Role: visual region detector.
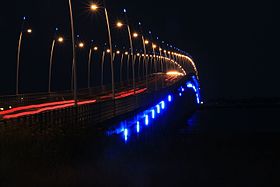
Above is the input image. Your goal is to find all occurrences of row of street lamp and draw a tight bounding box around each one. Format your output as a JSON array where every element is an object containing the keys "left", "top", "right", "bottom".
[{"left": 16, "top": 1, "right": 194, "bottom": 106}]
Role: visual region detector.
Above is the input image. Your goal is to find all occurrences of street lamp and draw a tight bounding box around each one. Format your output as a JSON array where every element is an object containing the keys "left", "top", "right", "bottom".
[
  {"left": 88, "top": 44, "right": 98, "bottom": 89},
  {"left": 133, "top": 32, "right": 139, "bottom": 38},
  {"left": 48, "top": 35, "right": 64, "bottom": 93},
  {"left": 152, "top": 44, "right": 157, "bottom": 73},
  {"left": 68, "top": 0, "right": 78, "bottom": 105},
  {"left": 78, "top": 42, "right": 85, "bottom": 48},
  {"left": 119, "top": 51, "right": 125, "bottom": 82},
  {"left": 116, "top": 11, "right": 136, "bottom": 95},
  {"left": 90, "top": 3, "right": 115, "bottom": 99},
  {"left": 16, "top": 17, "right": 32, "bottom": 95}
]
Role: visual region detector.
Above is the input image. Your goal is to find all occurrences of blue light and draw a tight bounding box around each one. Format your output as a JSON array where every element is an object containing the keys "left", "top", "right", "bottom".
[
  {"left": 179, "top": 93, "right": 182, "bottom": 97},
  {"left": 181, "top": 87, "right": 185, "bottom": 92},
  {"left": 145, "top": 115, "right": 149, "bottom": 126},
  {"left": 136, "top": 121, "right": 140, "bottom": 133},
  {"left": 124, "top": 128, "right": 128, "bottom": 141},
  {"left": 187, "top": 83, "right": 193, "bottom": 88},
  {"left": 168, "top": 95, "right": 172, "bottom": 102},
  {"left": 156, "top": 105, "right": 161, "bottom": 114},
  {"left": 151, "top": 109, "right": 155, "bottom": 119},
  {"left": 161, "top": 101, "right": 165, "bottom": 109}
]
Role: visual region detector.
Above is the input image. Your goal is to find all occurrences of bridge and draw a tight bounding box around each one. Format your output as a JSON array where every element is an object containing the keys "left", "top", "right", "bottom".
[{"left": 0, "top": 2, "right": 202, "bottom": 139}]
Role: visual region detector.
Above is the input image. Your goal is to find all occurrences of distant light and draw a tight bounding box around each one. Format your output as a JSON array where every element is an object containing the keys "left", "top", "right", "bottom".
[
  {"left": 136, "top": 121, "right": 140, "bottom": 133},
  {"left": 201, "top": 101, "right": 204, "bottom": 105},
  {"left": 0, "top": 108, "right": 4, "bottom": 111},
  {"left": 124, "top": 128, "right": 128, "bottom": 141},
  {"left": 57, "top": 37, "right": 64, "bottom": 43},
  {"left": 116, "top": 21, "right": 124, "bottom": 28},
  {"left": 144, "top": 40, "right": 149, "bottom": 45},
  {"left": 168, "top": 95, "right": 172, "bottom": 102},
  {"left": 145, "top": 115, "right": 149, "bottom": 125},
  {"left": 137, "top": 53, "right": 140, "bottom": 56},
  {"left": 116, "top": 50, "right": 120, "bottom": 54},
  {"left": 133, "top": 32, "right": 139, "bottom": 38},
  {"left": 123, "top": 9, "right": 127, "bottom": 13},
  {"left": 27, "top": 29, "right": 32, "bottom": 34},
  {"left": 151, "top": 109, "right": 155, "bottom": 119},
  {"left": 152, "top": 44, "right": 157, "bottom": 49},
  {"left": 106, "top": 49, "right": 110, "bottom": 53},
  {"left": 55, "top": 28, "right": 59, "bottom": 31},
  {"left": 181, "top": 87, "right": 185, "bottom": 92},
  {"left": 78, "top": 42, "right": 85, "bottom": 48},
  {"left": 166, "top": 71, "right": 183, "bottom": 76},
  {"left": 9, "top": 106, "right": 12, "bottom": 109},
  {"left": 90, "top": 4, "right": 98, "bottom": 11},
  {"left": 23, "top": 16, "right": 26, "bottom": 20},
  {"left": 93, "top": 46, "right": 98, "bottom": 51},
  {"left": 125, "top": 51, "right": 129, "bottom": 55},
  {"left": 179, "top": 93, "right": 182, "bottom": 97},
  {"left": 138, "top": 22, "right": 141, "bottom": 25}
]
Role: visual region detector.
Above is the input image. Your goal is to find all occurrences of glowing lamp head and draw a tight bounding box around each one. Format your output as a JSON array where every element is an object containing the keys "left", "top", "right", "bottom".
[
  {"left": 106, "top": 49, "right": 110, "bottom": 53},
  {"left": 78, "top": 42, "right": 84, "bottom": 48},
  {"left": 93, "top": 46, "right": 98, "bottom": 51},
  {"left": 116, "top": 21, "right": 124, "bottom": 28},
  {"left": 137, "top": 53, "right": 140, "bottom": 56},
  {"left": 57, "top": 37, "right": 64, "bottom": 43},
  {"left": 133, "top": 32, "right": 138, "bottom": 38},
  {"left": 152, "top": 44, "right": 157, "bottom": 49},
  {"left": 27, "top": 29, "right": 32, "bottom": 34},
  {"left": 125, "top": 51, "right": 129, "bottom": 55},
  {"left": 144, "top": 40, "right": 149, "bottom": 45},
  {"left": 90, "top": 4, "right": 98, "bottom": 11},
  {"left": 116, "top": 50, "right": 120, "bottom": 54}
]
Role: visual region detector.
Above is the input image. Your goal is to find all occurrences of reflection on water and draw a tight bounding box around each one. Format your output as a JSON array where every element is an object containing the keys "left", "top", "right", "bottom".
[{"left": 106, "top": 95, "right": 173, "bottom": 143}]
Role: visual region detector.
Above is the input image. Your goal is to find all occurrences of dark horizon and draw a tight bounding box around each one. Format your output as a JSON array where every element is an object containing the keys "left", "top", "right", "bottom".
[{"left": 0, "top": 0, "right": 278, "bottom": 101}]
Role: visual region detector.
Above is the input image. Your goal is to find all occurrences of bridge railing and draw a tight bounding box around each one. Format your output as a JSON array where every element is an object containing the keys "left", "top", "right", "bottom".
[{"left": 0, "top": 74, "right": 180, "bottom": 110}]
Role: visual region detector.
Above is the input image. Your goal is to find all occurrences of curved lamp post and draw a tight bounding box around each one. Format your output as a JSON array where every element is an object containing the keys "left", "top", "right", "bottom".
[
  {"left": 68, "top": 0, "right": 78, "bottom": 105},
  {"left": 16, "top": 17, "right": 32, "bottom": 95},
  {"left": 116, "top": 9, "right": 136, "bottom": 95},
  {"left": 48, "top": 36, "right": 64, "bottom": 93},
  {"left": 88, "top": 45, "right": 98, "bottom": 89},
  {"left": 90, "top": 3, "right": 115, "bottom": 99}
]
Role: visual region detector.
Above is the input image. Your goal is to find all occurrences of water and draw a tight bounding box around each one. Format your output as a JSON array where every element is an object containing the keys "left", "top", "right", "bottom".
[{"left": 1, "top": 105, "right": 280, "bottom": 186}]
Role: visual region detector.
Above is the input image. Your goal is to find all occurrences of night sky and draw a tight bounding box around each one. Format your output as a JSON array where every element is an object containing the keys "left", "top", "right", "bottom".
[{"left": 0, "top": 0, "right": 278, "bottom": 101}]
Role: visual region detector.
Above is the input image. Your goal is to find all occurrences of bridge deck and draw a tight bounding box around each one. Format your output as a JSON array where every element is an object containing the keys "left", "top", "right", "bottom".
[{"left": 0, "top": 74, "right": 182, "bottom": 122}]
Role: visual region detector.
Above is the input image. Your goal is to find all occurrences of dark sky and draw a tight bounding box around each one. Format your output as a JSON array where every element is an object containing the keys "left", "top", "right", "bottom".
[{"left": 0, "top": 0, "right": 278, "bottom": 101}]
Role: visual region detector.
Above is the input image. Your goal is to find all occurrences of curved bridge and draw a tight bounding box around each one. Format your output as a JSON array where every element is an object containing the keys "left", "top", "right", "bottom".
[
  {"left": 0, "top": 2, "right": 202, "bottom": 137},
  {"left": 0, "top": 53, "right": 201, "bottom": 136}
]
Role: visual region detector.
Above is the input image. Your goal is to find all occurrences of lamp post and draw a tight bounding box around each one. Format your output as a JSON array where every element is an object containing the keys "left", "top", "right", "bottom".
[
  {"left": 116, "top": 9, "right": 136, "bottom": 95},
  {"left": 16, "top": 17, "right": 32, "bottom": 95},
  {"left": 101, "top": 50, "right": 105, "bottom": 86},
  {"left": 152, "top": 44, "right": 157, "bottom": 73},
  {"left": 48, "top": 36, "right": 64, "bottom": 93},
  {"left": 90, "top": 3, "right": 115, "bottom": 99},
  {"left": 68, "top": 0, "right": 78, "bottom": 106},
  {"left": 87, "top": 45, "right": 98, "bottom": 89},
  {"left": 119, "top": 52, "right": 124, "bottom": 82}
]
